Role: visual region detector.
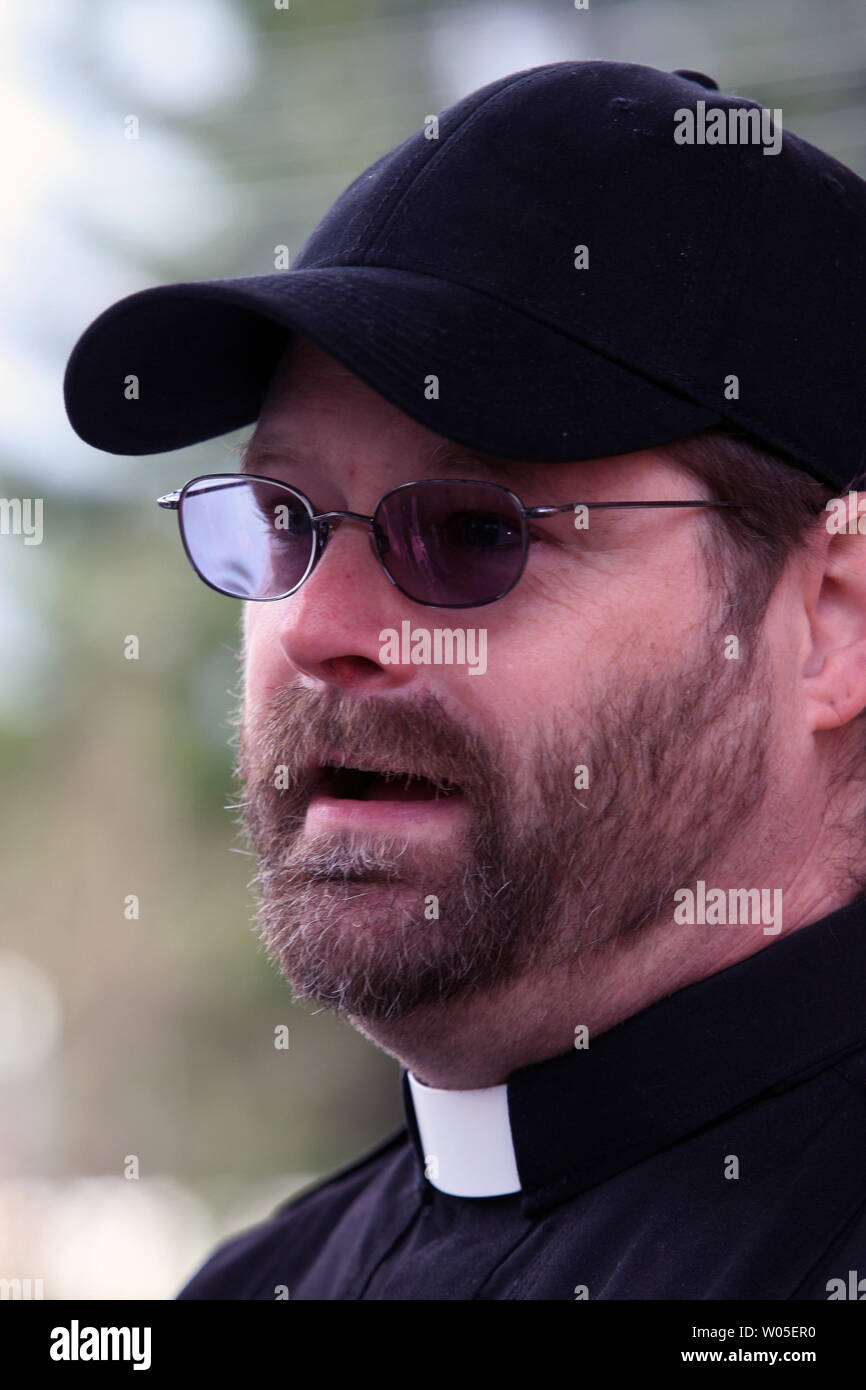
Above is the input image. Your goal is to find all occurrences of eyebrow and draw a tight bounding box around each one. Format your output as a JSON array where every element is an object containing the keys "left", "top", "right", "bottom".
[{"left": 237, "top": 435, "right": 537, "bottom": 485}]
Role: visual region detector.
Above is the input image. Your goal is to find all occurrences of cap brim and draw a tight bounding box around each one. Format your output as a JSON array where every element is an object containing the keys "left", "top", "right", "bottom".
[{"left": 63, "top": 265, "right": 720, "bottom": 459}]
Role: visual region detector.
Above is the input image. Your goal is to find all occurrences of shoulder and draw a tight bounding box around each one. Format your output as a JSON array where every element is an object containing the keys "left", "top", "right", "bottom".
[{"left": 175, "top": 1127, "right": 411, "bottom": 1300}]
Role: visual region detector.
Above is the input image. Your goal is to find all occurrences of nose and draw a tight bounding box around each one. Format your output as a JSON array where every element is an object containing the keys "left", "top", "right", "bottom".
[{"left": 273, "top": 517, "right": 415, "bottom": 693}]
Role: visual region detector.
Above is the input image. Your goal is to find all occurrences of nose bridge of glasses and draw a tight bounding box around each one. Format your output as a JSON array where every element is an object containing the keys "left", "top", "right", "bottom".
[
  {"left": 312, "top": 508, "right": 371, "bottom": 543},
  {"left": 307, "top": 510, "right": 394, "bottom": 581},
  {"left": 314, "top": 508, "right": 373, "bottom": 529}
]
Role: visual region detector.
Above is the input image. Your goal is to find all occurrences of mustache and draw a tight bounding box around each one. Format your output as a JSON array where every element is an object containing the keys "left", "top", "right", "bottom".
[{"left": 236, "top": 684, "right": 499, "bottom": 812}]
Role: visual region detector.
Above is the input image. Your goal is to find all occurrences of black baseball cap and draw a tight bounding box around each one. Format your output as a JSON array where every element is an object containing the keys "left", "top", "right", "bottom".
[{"left": 63, "top": 60, "right": 866, "bottom": 491}]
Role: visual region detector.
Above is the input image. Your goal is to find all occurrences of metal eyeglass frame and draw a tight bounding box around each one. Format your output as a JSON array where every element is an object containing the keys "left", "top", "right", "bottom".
[{"left": 156, "top": 473, "right": 746, "bottom": 610}]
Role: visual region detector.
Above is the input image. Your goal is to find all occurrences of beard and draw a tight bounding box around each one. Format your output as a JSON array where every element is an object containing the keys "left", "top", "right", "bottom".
[{"left": 236, "top": 610, "right": 772, "bottom": 1026}]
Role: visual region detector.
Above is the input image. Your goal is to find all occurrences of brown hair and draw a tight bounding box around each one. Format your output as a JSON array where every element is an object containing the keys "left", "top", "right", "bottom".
[
  {"left": 659, "top": 428, "right": 866, "bottom": 881},
  {"left": 658, "top": 426, "right": 846, "bottom": 637}
]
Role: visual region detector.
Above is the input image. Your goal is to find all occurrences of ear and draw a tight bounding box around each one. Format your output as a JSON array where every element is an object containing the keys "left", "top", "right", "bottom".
[{"left": 803, "top": 493, "right": 866, "bottom": 732}]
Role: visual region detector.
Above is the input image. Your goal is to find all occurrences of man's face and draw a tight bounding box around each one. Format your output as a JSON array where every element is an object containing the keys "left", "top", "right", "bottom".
[{"left": 238, "top": 335, "right": 773, "bottom": 1029}]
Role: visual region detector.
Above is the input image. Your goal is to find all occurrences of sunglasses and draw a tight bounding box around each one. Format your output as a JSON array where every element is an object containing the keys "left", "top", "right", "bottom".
[{"left": 156, "top": 474, "right": 744, "bottom": 610}]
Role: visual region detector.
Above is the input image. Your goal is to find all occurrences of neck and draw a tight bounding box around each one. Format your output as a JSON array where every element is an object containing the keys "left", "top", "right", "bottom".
[{"left": 350, "top": 870, "right": 845, "bottom": 1089}]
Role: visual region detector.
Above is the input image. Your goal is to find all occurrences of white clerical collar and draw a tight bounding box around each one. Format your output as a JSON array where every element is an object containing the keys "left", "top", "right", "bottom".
[{"left": 406, "top": 1070, "right": 521, "bottom": 1197}]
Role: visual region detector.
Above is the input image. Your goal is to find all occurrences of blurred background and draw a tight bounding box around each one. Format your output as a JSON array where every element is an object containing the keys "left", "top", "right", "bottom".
[{"left": 1, "top": 0, "right": 864, "bottom": 1300}]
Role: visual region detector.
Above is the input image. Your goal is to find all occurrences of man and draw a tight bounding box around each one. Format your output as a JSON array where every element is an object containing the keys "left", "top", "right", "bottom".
[{"left": 63, "top": 61, "right": 866, "bottom": 1299}]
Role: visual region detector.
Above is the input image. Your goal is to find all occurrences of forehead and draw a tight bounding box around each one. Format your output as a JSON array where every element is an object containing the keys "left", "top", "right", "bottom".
[
  {"left": 240, "top": 432, "right": 543, "bottom": 490},
  {"left": 242, "top": 334, "right": 682, "bottom": 497},
  {"left": 243, "top": 337, "right": 540, "bottom": 487}
]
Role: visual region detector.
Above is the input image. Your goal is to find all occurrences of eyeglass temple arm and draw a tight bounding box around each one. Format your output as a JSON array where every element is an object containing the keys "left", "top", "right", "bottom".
[
  {"left": 157, "top": 481, "right": 255, "bottom": 507},
  {"left": 156, "top": 489, "right": 747, "bottom": 514},
  {"left": 525, "top": 501, "right": 746, "bottom": 517}
]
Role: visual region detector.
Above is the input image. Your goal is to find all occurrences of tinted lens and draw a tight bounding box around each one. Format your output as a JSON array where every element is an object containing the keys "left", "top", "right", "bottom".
[
  {"left": 374, "top": 480, "right": 527, "bottom": 606},
  {"left": 179, "top": 476, "right": 315, "bottom": 599}
]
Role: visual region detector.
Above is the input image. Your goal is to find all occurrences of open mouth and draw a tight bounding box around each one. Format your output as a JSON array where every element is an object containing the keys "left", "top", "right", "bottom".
[{"left": 315, "top": 765, "right": 460, "bottom": 803}]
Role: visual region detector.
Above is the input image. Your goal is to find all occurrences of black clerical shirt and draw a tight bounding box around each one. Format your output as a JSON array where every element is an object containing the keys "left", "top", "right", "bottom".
[{"left": 176, "top": 896, "right": 866, "bottom": 1300}]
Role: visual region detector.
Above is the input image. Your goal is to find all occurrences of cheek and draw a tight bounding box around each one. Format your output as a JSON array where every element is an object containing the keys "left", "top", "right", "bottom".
[
  {"left": 476, "top": 579, "right": 611, "bottom": 711},
  {"left": 242, "top": 603, "right": 289, "bottom": 719},
  {"left": 492, "top": 550, "right": 707, "bottom": 706}
]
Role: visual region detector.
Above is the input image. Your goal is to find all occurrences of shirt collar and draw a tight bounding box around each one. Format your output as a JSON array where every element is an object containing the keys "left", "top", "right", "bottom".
[
  {"left": 406, "top": 1070, "right": 520, "bottom": 1197},
  {"left": 402, "top": 895, "right": 866, "bottom": 1215}
]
